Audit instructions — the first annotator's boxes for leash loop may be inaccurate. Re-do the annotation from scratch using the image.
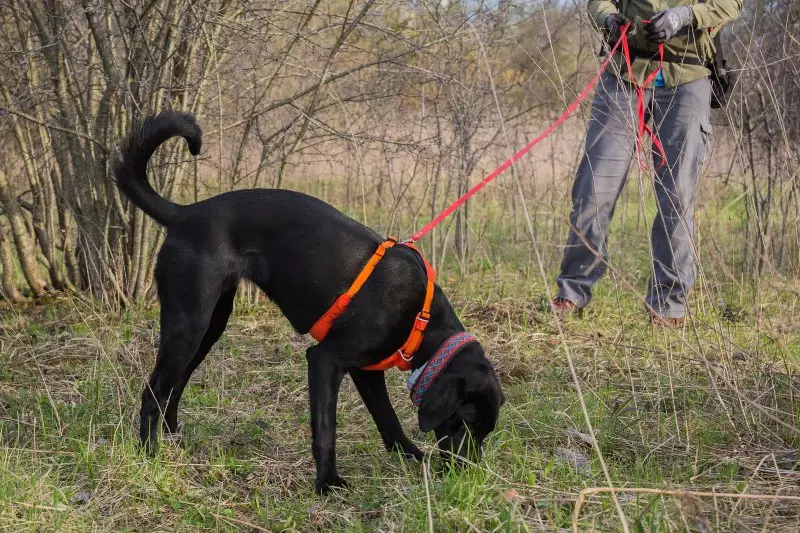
[620,20,667,172]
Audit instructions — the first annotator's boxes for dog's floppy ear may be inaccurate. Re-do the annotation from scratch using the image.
[418,375,466,432]
[493,368,506,407]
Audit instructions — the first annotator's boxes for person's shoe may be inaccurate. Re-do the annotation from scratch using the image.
[650,314,685,328]
[551,297,581,318]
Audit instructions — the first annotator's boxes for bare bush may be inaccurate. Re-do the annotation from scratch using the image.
[721,0,800,276]
[0,0,797,305]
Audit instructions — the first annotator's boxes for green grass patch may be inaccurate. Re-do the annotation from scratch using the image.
[2,190,800,530]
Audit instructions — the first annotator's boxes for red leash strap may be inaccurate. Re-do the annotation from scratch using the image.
[406,25,630,244]
[407,22,666,244]
[620,20,667,171]
[311,27,667,374]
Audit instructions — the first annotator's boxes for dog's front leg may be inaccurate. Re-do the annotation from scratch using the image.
[306,345,346,494]
[348,368,423,460]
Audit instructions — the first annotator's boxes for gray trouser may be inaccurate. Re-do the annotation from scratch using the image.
[556,72,712,318]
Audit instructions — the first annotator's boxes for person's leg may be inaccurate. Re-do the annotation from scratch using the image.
[647,77,712,319]
[556,72,637,309]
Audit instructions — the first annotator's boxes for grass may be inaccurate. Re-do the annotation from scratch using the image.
[1,188,800,531]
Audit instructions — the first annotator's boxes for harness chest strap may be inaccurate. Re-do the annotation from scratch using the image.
[308,239,436,372]
[362,241,435,371]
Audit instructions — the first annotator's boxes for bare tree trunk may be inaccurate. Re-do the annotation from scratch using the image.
[0,169,48,296]
[0,83,66,291]
[0,220,25,302]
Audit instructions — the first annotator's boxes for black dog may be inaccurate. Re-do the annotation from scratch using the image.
[114,111,504,493]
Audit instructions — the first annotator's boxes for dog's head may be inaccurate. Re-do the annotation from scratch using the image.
[417,342,504,463]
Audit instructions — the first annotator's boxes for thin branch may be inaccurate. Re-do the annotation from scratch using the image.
[0,106,108,152]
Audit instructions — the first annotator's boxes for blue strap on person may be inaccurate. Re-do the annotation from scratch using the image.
[655,69,665,88]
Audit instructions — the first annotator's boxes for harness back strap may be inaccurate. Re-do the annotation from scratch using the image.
[309,239,397,341]
[362,241,436,371]
[308,239,437,372]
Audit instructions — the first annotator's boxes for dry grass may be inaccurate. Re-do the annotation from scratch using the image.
[0,175,798,531]
[1,225,799,531]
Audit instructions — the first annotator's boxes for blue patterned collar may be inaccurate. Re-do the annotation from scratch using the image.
[408,332,478,407]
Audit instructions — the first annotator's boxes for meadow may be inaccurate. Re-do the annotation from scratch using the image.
[1,1,798,530]
[1,181,799,532]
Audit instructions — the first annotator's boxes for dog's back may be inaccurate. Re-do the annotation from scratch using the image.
[113,111,424,334]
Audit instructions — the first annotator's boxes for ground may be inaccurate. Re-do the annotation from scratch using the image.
[1,190,800,531]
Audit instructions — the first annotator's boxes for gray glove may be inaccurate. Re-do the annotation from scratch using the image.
[604,13,631,43]
[646,5,694,43]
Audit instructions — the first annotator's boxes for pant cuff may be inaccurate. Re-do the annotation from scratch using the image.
[556,285,590,309]
[646,301,686,319]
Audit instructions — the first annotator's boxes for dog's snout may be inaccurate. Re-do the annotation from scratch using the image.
[436,429,483,465]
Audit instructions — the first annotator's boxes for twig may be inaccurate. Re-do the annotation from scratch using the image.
[572,486,800,532]
[0,106,108,151]
[422,449,435,533]
[470,20,632,533]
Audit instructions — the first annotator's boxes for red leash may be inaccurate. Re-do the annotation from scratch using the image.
[621,20,667,171]
[406,22,664,244]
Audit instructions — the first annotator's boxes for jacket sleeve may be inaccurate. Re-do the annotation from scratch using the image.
[691,0,742,30]
[588,0,618,30]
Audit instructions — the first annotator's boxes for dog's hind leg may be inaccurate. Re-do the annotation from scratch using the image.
[162,286,236,435]
[140,249,230,453]
[306,344,347,494]
[348,369,423,460]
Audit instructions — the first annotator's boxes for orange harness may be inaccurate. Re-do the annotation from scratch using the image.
[308,238,436,371]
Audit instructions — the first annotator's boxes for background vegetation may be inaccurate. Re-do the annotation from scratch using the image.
[1,0,799,530]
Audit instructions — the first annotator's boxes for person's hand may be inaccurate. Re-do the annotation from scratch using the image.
[604,13,631,43]
[646,6,694,43]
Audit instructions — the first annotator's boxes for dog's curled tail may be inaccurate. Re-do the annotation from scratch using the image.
[113,110,202,226]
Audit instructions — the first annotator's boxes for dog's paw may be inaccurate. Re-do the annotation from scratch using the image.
[163,419,183,435]
[405,446,425,461]
[140,438,158,457]
[141,441,158,459]
[162,420,184,446]
[315,474,348,495]
[163,430,184,447]
[390,440,424,461]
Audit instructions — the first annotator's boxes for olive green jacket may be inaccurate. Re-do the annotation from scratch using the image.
[589,0,742,87]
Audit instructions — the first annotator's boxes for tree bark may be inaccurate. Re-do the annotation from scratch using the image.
[0,170,48,296]
[0,220,25,302]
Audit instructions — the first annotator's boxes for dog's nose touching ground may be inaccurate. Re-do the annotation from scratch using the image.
[435,427,483,467]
